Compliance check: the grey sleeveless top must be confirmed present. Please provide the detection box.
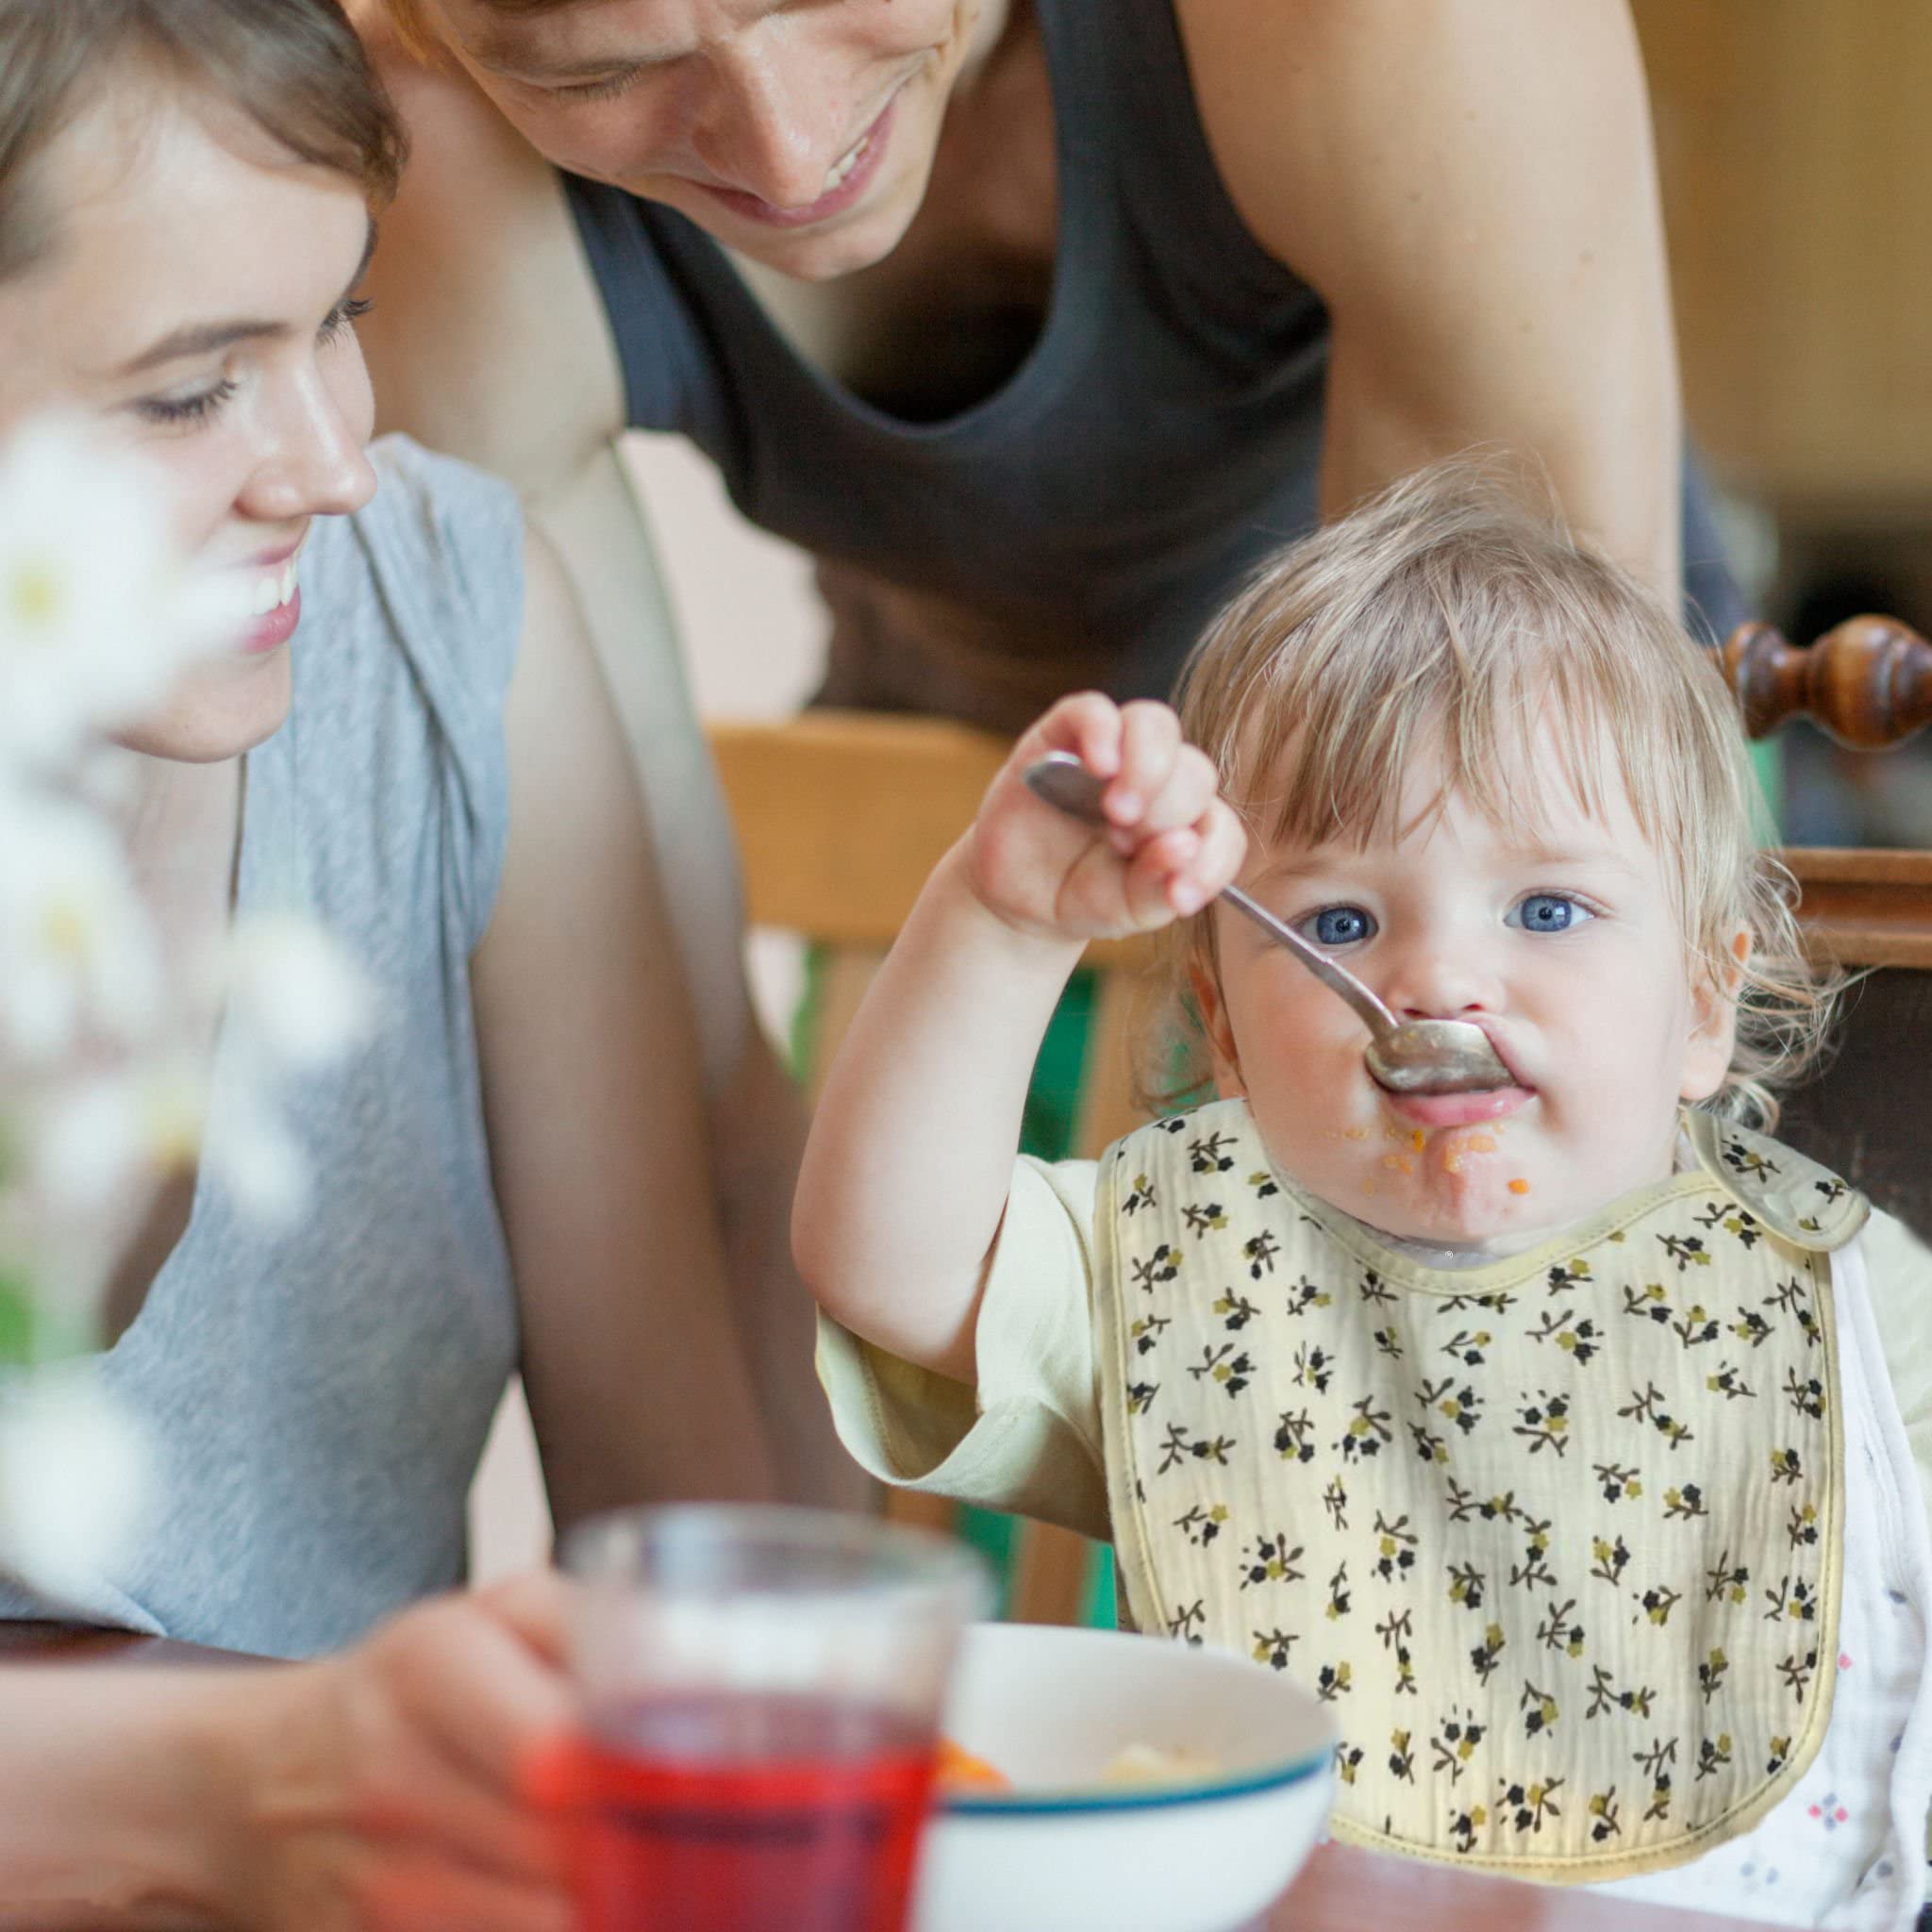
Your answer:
[563,0,1742,736]
[0,438,525,1658]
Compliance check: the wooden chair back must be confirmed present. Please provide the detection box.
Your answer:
[709,712,1143,1624]
[709,711,1158,1150]
[1717,618,1932,1234]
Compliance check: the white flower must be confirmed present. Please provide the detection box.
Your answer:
[0,783,160,1061]
[224,913,375,1071]
[200,1081,308,1228]
[0,416,247,769]
[0,1362,150,1607]
[33,1058,206,1213]
[67,744,142,811]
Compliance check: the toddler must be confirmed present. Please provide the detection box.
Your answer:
[794,463,1932,1926]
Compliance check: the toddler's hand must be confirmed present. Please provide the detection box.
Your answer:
[965,694,1246,941]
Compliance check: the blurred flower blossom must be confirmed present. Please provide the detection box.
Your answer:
[0,413,371,1604]
[0,1363,151,1609]
[224,911,375,1072]
[32,1059,205,1214]
[0,417,246,769]
[201,1084,310,1229]
[0,783,160,1062]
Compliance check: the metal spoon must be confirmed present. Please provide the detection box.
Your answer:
[1022,753,1515,1096]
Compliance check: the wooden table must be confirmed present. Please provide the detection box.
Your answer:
[1271,1842,1774,1930]
[1,1624,1779,1932]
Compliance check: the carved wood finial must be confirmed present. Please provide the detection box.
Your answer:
[1722,616,1932,748]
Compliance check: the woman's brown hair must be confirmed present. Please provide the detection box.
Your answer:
[0,0,407,281]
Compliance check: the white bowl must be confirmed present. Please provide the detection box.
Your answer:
[915,1624,1335,1932]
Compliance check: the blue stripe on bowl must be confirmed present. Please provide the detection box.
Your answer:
[941,1742,1333,1818]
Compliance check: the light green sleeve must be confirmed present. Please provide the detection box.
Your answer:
[813,1155,1110,1542]
[1859,1207,1932,1541]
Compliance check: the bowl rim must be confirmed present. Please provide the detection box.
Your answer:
[937,1622,1335,1818]
[941,1740,1333,1818]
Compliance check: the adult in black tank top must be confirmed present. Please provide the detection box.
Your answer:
[358,0,1734,741]
[354,0,1736,1384]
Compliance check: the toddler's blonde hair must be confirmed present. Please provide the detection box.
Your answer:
[1166,456,1835,1129]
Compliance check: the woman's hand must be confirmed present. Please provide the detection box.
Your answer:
[223,1573,576,1932]
[964,693,1246,945]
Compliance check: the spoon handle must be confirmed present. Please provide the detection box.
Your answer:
[1020,752,1397,1040]
[1216,884,1397,1041]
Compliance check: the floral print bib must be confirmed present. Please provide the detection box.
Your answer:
[1091,1100,1865,1883]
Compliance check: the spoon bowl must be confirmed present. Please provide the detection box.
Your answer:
[1021,753,1515,1097]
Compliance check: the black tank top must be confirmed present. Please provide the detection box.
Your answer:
[563,0,1740,734]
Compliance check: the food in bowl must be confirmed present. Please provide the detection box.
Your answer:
[1096,1740,1223,1786]
[935,1737,1010,1792]
[936,1736,1223,1793]
[916,1624,1334,1932]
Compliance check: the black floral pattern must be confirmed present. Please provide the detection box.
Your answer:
[1108,1102,1843,1871]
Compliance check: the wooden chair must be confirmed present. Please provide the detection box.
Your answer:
[1720,619,1932,1238]
[709,711,1156,1625]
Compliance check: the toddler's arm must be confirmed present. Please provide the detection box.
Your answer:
[793,695,1245,1384]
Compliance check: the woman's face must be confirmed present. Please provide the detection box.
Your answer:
[428,0,1002,282]
[0,71,378,764]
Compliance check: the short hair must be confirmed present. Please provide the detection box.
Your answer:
[366,0,569,59]
[360,0,435,58]
[0,0,406,282]
[1165,455,1833,1129]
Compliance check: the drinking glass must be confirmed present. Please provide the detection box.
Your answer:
[534,1504,990,1932]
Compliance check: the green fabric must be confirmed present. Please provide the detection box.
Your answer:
[1751,736,1785,840]
[1007,971,1114,1626]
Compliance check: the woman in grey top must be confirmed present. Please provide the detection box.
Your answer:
[0,3,829,1924]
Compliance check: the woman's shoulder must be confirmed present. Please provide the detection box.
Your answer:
[285,438,526,950]
[356,47,625,491]
[341,431,523,563]
[306,434,525,689]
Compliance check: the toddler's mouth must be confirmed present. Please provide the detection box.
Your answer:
[1383,1085,1532,1130]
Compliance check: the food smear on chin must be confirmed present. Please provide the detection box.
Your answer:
[1507,1177,1532,1195]
[1439,1128,1498,1176]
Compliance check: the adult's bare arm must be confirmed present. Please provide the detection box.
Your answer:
[1177,0,1681,598]
[474,533,784,1523]
[359,49,862,1506]
[357,42,747,1091]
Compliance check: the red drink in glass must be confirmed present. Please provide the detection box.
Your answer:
[537,1690,941,1932]
[550,1507,987,1932]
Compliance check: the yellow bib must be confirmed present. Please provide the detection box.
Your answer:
[1092,1100,1863,1883]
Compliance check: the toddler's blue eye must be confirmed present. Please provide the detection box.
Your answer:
[1512,893,1591,933]
[1307,905,1376,946]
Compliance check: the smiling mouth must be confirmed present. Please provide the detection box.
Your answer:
[698,91,899,228]
[823,126,873,191]
[246,558,299,618]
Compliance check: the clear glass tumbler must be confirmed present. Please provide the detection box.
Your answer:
[534,1504,990,1932]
